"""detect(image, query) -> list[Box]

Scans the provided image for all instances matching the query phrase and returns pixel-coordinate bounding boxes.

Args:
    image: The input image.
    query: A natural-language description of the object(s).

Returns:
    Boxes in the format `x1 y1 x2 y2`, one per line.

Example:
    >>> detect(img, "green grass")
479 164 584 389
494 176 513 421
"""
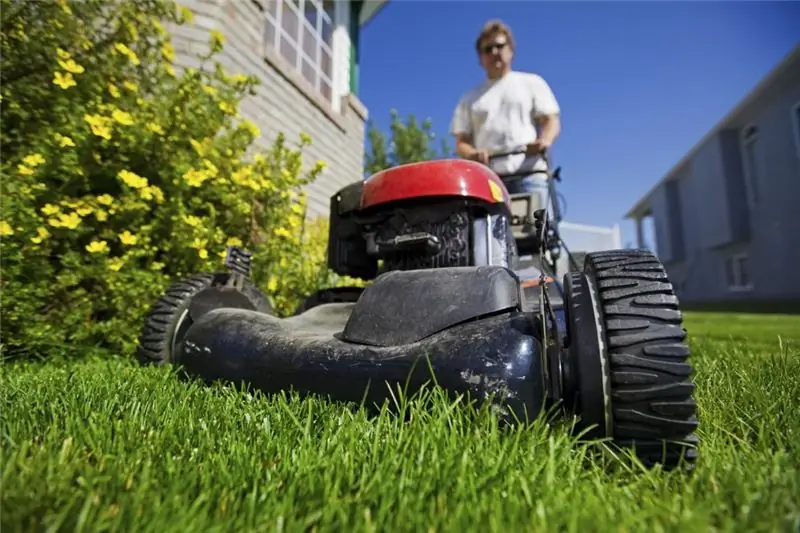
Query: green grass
2 312 799 532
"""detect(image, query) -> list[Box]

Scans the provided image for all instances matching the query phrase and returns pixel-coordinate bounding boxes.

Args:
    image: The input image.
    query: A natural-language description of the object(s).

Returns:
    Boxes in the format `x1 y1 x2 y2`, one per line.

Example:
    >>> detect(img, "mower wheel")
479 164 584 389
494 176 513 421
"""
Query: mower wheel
136 273 273 366
583 249 698 468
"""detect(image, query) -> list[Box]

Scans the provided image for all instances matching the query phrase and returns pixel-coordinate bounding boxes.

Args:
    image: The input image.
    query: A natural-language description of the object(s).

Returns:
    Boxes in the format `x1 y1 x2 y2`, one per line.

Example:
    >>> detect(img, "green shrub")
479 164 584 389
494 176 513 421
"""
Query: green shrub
0 0 355 358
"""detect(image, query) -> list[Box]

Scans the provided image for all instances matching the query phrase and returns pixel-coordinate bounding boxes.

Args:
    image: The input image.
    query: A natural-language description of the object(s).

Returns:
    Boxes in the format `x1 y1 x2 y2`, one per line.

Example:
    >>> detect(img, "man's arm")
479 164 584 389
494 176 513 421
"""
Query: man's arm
531 75 562 148
455 133 477 158
536 114 561 146
450 98 485 161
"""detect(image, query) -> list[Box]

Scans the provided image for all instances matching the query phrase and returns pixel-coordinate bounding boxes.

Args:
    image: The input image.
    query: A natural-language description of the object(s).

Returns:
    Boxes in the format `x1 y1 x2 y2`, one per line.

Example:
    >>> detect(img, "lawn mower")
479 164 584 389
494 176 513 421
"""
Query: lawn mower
137 149 699 469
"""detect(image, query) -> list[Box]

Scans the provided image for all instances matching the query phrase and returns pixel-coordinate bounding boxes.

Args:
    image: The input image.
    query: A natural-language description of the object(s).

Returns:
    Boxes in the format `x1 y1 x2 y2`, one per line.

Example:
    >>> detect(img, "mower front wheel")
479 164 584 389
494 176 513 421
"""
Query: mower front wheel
567 249 699 469
136 273 273 366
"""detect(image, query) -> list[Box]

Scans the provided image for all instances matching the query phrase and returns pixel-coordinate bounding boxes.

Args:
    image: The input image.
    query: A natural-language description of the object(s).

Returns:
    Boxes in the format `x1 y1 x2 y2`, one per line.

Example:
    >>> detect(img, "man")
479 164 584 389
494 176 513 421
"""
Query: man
450 20 562 199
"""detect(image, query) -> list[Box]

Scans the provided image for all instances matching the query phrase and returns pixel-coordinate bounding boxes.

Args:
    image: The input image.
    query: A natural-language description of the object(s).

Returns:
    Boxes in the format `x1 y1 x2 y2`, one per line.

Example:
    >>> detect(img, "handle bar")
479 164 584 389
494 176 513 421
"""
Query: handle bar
487 148 528 161
483 148 561 182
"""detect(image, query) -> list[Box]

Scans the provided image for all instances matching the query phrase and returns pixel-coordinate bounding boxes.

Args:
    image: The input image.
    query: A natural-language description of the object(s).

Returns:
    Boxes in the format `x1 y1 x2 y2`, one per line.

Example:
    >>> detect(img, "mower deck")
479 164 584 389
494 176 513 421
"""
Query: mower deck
179 303 547 419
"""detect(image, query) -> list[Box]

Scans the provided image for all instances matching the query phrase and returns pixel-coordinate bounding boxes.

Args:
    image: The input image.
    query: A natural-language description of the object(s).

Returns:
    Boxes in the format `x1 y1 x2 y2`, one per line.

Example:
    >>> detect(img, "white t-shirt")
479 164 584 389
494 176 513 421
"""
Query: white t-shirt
450 71 560 176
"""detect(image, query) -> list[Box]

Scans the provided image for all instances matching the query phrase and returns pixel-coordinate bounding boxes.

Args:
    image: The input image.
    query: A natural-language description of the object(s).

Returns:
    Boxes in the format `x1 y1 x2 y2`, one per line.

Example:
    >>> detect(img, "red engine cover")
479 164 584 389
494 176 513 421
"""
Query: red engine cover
360 159 510 210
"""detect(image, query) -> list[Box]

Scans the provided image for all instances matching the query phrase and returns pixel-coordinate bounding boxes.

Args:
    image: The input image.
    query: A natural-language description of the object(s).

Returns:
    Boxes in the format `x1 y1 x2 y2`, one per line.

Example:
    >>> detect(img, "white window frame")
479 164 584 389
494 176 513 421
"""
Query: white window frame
792 101 800 163
725 252 753 292
740 124 760 210
263 0 337 107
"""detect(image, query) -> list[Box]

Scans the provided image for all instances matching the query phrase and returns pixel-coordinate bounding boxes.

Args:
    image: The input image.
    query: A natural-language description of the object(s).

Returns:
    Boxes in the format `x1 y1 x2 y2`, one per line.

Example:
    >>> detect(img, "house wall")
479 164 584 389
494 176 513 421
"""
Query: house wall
652 58 800 303
169 0 369 218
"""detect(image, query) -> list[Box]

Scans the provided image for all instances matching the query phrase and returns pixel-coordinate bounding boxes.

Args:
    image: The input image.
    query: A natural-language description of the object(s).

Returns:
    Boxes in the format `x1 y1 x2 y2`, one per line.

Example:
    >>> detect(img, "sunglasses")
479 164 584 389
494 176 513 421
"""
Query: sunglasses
481 41 507 54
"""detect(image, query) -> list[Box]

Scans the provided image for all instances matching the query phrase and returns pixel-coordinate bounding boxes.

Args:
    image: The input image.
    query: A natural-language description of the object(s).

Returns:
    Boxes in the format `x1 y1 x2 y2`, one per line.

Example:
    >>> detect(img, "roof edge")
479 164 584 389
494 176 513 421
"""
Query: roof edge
624 43 800 220
359 0 389 28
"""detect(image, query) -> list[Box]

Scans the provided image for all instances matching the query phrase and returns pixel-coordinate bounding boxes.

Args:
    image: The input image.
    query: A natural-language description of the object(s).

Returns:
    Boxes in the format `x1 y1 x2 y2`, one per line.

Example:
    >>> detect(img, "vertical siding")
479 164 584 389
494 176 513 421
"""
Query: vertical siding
691 136 733 248
649 185 672 263
169 0 368 219
665 179 685 261
718 129 751 242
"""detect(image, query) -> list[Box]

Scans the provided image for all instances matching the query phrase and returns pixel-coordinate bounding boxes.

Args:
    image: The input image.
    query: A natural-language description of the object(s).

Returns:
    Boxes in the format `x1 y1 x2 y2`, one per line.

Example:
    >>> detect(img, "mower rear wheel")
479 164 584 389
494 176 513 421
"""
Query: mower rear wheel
582 249 698 468
136 273 273 366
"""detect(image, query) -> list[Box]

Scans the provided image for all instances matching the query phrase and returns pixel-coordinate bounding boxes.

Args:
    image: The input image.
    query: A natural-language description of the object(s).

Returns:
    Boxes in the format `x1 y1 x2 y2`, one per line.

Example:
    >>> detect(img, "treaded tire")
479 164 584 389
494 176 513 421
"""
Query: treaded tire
583 249 698 469
136 273 273 366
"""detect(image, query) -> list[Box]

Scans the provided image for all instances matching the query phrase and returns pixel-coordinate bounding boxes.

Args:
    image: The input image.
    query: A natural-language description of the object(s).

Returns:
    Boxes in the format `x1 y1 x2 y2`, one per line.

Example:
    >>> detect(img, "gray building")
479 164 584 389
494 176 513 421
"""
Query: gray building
170 0 388 217
625 44 800 305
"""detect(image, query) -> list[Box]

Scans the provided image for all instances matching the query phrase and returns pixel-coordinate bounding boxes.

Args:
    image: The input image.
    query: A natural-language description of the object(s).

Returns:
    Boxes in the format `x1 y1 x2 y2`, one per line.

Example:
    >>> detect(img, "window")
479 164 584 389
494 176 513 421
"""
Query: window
264 0 335 104
724 253 752 291
792 101 800 161
740 125 761 209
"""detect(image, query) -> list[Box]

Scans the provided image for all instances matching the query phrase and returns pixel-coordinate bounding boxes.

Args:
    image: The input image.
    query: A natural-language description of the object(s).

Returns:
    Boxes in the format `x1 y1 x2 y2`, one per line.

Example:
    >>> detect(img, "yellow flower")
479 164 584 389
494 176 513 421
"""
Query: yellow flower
97 194 114 206
182 168 210 187
189 139 206 155
178 5 194 23
58 58 85 75
84 114 112 140
108 84 121 98
0 221 14 236
86 240 109 254
183 215 202 227
226 237 243 247
147 122 164 135
313 160 327 172
117 169 148 189
113 43 140 65
95 210 109 222
23 153 45 167
111 109 134 126
56 47 71 61
58 212 81 230
41 204 60 216
152 19 166 35
209 30 225 50
198 248 209 259
76 205 93 217
241 120 260 138
31 227 50 244
299 132 312 145
191 237 206 249
267 277 278 292
123 81 138 93
55 0 71 14
165 64 176 77
53 71 76 89
273 227 292 239
219 101 236 114
55 133 76 147
201 85 217 96
108 257 124 272
119 230 138 246
161 42 175 62
17 165 34 176
140 185 164 203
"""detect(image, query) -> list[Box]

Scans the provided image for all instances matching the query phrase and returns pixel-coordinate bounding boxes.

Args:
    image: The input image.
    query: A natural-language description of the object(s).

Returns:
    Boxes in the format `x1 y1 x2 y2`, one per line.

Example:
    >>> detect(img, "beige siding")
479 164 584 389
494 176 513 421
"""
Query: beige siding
169 0 368 218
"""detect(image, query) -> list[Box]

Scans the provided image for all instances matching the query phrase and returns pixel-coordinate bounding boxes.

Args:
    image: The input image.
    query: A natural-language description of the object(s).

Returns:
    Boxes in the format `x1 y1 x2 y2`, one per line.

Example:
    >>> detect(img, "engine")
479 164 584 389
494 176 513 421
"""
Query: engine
327 166 520 281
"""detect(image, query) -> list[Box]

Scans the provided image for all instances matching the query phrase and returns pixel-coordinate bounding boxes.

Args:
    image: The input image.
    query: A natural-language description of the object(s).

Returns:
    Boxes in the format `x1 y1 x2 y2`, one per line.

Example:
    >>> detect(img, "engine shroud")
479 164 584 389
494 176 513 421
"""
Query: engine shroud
327 181 520 280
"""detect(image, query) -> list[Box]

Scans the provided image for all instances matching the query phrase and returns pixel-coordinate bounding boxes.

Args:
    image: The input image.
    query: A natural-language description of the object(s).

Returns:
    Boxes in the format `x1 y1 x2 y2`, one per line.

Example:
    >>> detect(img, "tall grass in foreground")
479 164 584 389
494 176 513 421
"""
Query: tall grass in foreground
2 319 799 532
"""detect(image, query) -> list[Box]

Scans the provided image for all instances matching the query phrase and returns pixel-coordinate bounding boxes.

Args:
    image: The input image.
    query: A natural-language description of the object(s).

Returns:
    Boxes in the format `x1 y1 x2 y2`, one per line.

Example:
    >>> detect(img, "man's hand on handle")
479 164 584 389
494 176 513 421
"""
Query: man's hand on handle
525 139 551 157
466 148 490 165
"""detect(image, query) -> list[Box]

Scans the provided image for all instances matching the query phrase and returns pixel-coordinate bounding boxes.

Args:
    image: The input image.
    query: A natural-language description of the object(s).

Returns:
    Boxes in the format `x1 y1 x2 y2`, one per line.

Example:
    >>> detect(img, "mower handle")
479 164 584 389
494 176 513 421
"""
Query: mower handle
484 148 561 182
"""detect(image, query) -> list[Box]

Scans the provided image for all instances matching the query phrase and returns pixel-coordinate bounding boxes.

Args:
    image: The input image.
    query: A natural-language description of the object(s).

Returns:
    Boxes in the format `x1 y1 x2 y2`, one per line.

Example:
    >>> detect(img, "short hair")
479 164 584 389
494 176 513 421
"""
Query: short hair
475 19 515 53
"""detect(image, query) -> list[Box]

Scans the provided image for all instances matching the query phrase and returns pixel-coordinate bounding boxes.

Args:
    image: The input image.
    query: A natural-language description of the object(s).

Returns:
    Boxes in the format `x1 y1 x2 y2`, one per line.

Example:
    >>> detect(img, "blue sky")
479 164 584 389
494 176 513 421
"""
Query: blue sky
358 0 800 249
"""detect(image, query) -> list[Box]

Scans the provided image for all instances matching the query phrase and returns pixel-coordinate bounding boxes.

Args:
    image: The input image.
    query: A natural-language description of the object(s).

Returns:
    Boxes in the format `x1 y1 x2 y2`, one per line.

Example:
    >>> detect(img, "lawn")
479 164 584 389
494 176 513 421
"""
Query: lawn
2 312 799 532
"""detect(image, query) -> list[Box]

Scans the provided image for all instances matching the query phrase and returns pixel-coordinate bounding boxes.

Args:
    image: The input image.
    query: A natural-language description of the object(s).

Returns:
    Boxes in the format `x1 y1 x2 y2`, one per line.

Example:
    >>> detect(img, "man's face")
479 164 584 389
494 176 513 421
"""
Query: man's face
479 32 513 77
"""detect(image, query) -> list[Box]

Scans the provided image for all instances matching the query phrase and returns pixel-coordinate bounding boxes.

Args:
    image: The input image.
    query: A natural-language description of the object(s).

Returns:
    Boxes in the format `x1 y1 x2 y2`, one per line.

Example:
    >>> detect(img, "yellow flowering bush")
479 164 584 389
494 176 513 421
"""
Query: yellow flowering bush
0 0 352 357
